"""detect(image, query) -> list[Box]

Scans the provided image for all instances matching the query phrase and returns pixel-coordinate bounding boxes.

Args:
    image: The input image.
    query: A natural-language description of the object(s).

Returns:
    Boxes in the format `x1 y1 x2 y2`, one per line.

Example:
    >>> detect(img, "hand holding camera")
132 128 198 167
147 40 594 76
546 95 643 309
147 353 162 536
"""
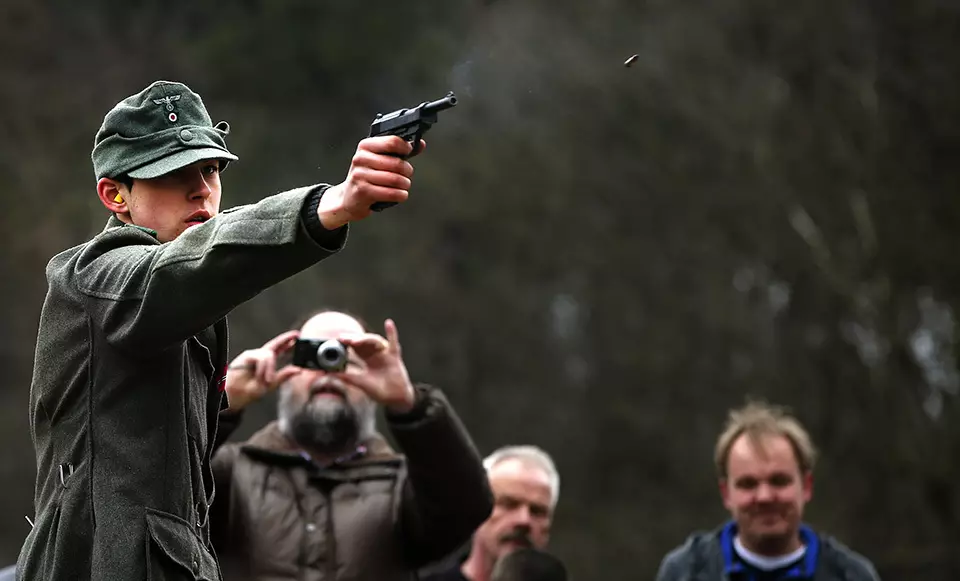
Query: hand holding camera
224 330 302 412
226 320 416 414
324 319 417 414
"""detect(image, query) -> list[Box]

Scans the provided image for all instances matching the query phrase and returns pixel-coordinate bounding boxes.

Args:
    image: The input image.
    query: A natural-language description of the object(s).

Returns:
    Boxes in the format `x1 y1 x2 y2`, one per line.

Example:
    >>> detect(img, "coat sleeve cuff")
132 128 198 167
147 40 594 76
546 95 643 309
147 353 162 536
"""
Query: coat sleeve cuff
300 185 348 250
384 384 433 424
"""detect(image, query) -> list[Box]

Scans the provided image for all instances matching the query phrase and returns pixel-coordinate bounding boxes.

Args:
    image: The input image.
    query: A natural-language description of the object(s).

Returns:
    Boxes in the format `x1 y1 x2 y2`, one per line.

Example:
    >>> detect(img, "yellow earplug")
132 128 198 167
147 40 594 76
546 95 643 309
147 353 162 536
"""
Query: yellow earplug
114 194 124 203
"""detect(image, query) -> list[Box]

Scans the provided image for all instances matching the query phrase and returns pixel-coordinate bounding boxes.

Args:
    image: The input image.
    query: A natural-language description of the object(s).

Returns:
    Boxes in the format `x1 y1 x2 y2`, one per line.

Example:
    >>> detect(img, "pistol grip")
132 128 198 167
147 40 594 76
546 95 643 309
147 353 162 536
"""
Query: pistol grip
369 146 417 212
370 200 397 212
368 123 428 212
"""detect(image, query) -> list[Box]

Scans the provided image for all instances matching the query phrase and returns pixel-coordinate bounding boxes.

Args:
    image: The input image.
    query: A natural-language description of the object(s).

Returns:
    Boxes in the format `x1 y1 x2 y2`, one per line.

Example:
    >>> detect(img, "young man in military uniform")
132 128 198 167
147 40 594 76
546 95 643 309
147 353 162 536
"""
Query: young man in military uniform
18 80 425 580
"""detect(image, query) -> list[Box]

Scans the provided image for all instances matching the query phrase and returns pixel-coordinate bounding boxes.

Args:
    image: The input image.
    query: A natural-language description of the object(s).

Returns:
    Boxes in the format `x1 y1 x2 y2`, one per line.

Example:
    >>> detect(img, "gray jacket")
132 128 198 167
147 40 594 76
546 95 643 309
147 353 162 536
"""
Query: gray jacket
17 186 345 581
655 523 880 581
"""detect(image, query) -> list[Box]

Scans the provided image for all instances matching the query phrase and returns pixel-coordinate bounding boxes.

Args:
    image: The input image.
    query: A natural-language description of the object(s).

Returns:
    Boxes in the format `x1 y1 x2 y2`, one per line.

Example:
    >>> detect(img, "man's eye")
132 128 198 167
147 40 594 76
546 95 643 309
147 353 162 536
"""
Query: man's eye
735 479 758 490
769 474 793 487
497 497 520 510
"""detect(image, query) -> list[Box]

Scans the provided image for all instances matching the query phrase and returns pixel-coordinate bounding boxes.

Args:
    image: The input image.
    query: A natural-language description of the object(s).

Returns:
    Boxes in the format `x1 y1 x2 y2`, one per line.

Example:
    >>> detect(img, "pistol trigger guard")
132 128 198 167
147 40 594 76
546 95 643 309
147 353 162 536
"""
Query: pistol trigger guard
409 127 425 157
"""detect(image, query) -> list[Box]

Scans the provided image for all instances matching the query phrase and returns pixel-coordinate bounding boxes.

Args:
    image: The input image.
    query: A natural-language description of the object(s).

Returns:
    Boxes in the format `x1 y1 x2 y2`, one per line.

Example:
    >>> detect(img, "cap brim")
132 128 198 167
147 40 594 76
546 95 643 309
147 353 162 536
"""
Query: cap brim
127 147 239 179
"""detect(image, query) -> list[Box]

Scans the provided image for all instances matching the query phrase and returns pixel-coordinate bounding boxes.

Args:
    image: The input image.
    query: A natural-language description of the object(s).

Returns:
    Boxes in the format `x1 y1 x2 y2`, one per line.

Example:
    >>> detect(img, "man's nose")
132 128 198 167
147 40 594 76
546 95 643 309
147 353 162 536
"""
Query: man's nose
187 168 214 199
755 482 774 502
512 504 532 525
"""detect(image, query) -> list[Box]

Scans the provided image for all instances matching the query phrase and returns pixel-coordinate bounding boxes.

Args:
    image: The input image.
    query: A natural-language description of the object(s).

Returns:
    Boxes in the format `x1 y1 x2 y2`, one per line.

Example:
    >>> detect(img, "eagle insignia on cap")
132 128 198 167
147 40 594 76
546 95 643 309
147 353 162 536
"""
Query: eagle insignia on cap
153 94 182 122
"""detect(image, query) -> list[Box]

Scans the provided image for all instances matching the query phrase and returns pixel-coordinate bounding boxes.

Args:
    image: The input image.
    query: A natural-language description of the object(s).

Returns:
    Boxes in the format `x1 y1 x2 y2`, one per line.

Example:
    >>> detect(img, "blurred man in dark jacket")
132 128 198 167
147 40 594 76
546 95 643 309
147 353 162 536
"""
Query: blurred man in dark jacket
210 310 493 580
18 79 427 581
655 401 880 581
422 445 561 581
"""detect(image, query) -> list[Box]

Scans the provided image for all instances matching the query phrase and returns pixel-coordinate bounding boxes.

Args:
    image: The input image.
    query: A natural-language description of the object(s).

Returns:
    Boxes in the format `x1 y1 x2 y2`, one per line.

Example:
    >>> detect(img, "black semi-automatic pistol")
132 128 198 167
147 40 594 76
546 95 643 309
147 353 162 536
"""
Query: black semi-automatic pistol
368 91 458 211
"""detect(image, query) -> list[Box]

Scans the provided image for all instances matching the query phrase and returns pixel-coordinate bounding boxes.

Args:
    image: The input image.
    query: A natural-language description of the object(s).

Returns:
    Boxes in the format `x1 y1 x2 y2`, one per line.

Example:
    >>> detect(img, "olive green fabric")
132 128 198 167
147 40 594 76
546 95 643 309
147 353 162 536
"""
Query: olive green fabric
17 186 346 580
92 80 237 180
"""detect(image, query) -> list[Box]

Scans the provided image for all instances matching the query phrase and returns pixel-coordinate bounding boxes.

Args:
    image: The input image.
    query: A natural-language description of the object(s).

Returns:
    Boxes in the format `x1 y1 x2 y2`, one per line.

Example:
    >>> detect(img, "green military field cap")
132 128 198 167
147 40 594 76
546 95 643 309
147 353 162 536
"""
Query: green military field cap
92 80 238 180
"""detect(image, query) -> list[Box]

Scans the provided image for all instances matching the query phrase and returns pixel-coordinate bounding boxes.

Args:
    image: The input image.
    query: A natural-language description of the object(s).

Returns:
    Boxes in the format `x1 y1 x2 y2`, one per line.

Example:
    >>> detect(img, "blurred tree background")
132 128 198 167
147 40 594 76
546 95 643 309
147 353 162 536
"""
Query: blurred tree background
1 0 959 578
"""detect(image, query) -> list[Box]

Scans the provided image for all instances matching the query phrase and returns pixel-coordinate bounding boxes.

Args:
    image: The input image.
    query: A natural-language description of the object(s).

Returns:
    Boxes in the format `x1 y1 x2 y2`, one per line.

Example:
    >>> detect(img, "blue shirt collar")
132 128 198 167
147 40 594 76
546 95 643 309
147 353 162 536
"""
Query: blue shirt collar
720 520 820 578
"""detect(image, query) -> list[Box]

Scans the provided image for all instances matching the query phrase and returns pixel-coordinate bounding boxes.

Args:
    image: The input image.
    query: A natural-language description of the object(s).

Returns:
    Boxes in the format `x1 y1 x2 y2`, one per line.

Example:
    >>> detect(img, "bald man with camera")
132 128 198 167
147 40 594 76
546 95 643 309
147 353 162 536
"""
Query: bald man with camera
210 309 493 581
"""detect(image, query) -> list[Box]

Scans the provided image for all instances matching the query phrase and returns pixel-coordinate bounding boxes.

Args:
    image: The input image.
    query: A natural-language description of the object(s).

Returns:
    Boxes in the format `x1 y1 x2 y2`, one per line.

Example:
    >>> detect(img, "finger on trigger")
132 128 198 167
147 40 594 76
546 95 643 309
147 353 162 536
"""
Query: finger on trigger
361 135 409 156
408 139 427 158
389 135 413 155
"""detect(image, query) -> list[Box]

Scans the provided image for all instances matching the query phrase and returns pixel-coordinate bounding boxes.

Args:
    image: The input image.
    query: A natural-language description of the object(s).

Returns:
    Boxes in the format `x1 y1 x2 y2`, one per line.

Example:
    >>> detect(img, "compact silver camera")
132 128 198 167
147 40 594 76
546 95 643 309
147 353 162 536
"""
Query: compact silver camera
291 338 348 372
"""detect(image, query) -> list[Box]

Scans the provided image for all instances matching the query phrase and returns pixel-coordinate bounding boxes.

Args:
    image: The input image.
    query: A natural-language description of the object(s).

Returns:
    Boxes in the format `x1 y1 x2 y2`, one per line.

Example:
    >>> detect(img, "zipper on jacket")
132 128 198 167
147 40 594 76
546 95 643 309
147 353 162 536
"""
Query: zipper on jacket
324 486 337 580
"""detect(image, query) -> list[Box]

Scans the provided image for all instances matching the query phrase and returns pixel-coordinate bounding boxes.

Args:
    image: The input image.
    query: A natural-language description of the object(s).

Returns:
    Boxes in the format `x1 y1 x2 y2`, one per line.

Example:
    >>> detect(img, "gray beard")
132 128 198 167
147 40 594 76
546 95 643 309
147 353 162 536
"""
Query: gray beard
290 397 359 454
278 389 375 456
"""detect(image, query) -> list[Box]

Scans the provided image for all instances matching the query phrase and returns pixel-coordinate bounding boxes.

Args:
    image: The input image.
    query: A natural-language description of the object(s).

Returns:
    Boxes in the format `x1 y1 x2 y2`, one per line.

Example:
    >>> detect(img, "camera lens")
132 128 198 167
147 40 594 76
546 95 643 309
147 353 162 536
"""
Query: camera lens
315 340 347 372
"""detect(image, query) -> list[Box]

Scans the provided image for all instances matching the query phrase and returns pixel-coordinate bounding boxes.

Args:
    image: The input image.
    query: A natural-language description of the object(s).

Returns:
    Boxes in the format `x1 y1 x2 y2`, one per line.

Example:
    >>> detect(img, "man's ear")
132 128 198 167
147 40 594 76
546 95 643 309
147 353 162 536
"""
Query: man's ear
97 177 128 214
802 471 814 502
719 478 732 510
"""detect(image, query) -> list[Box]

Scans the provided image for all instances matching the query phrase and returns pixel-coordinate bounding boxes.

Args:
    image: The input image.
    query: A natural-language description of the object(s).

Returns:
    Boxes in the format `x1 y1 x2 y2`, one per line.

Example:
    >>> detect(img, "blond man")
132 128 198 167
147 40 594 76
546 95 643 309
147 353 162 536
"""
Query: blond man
656 401 880 581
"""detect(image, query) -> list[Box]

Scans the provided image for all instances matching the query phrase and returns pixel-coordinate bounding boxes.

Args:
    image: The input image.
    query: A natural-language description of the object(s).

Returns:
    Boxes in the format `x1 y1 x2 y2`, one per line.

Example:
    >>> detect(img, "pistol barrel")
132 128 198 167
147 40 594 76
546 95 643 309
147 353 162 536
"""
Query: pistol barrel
423 92 458 114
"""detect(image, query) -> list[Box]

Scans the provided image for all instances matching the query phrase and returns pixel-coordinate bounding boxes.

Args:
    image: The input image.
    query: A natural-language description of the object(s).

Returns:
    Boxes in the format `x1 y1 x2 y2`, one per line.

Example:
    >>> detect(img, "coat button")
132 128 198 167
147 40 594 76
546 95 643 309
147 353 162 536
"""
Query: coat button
305 523 317 533
193 558 200 574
